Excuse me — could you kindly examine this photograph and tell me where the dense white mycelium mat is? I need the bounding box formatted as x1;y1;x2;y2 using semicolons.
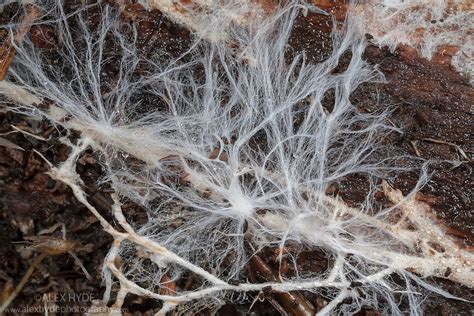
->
0;1;472;314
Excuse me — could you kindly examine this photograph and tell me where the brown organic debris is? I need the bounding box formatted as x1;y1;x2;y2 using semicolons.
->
0;5;41;80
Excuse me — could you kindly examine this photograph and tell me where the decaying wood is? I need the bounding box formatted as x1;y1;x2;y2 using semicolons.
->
250;255;317;316
0;5;40;80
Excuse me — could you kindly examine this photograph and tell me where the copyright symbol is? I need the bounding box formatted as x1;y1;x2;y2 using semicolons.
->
34;293;42;301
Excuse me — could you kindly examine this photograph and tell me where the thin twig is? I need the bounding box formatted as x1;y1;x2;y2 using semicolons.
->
0;253;47;315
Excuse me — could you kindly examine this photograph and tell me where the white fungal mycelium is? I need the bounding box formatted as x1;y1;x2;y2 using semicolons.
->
1;0;472;315
361;0;473;83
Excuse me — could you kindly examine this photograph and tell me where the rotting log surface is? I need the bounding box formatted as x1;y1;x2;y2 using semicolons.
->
0;1;472;315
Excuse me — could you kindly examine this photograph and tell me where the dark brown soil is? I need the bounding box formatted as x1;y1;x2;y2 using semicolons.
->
0;1;472;315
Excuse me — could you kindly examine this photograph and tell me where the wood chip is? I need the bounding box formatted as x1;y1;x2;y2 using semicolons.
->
0;5;41;80
0;137;24;151
0;37;15;80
